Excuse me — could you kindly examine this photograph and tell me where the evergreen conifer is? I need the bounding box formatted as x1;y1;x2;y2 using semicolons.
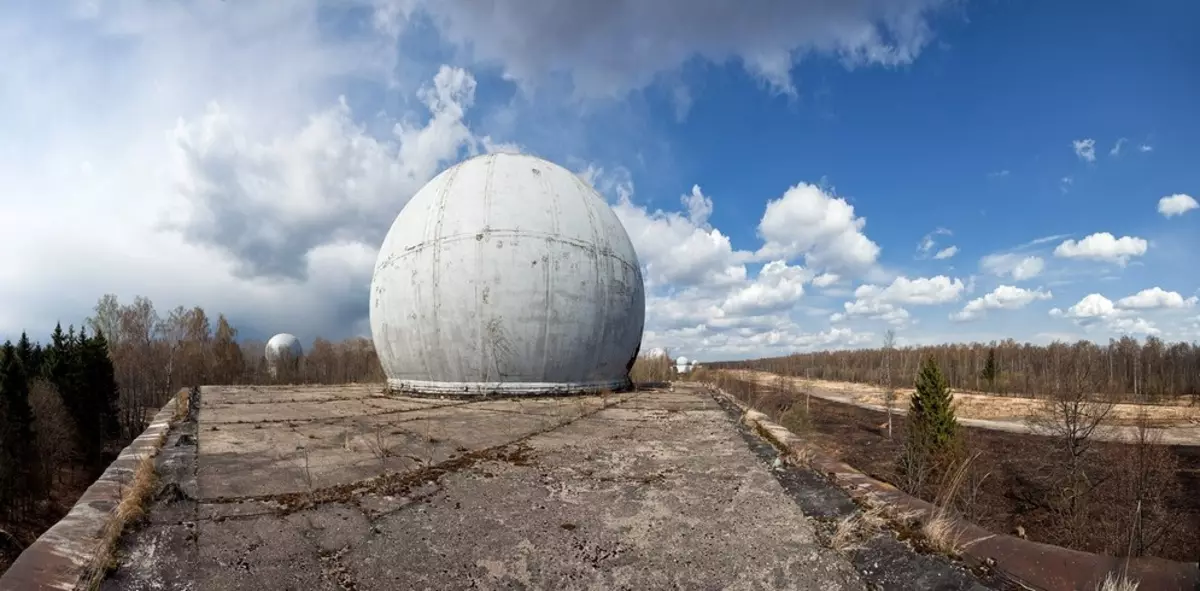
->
0;341;38;512
899;356;964;492
982;348;998;392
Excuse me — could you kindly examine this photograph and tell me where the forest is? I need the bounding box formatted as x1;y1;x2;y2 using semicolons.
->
0;293;386;570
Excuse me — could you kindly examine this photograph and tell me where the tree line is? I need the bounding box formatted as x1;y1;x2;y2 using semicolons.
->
711;336;1200;402
0;293;386;567
0;326;120;523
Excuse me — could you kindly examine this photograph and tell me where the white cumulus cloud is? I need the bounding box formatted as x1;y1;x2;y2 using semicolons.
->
855;275;966;305
1157;193;1198;218
833;275;964;327
755;183;881;275
1053;233;1148;266
612;183;749;290
720;261;810;317
1050;293;1163;336
1116;287;1198;310
980;253;1045;281
1073;138;1096;162
951;285;1052;322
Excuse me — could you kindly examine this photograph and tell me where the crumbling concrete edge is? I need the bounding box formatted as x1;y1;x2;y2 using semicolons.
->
0;388;193;591
712;385;1200;591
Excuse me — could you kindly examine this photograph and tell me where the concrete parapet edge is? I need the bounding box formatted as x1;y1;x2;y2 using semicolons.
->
713;385;1200;591
0;389;190;591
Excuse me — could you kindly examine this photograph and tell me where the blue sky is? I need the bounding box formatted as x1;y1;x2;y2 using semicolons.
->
1;0;1197;360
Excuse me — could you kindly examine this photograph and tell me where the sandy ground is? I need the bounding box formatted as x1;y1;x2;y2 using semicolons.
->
731;370;1200;444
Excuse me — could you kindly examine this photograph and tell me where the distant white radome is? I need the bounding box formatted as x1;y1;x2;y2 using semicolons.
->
265;333;303;376
674;356;690;374
644;347;668;359
369;152;646;395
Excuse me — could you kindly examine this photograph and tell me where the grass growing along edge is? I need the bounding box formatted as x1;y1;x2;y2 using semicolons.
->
80;390;186;590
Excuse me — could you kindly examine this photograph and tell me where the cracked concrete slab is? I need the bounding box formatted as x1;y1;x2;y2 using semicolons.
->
102;383;877;591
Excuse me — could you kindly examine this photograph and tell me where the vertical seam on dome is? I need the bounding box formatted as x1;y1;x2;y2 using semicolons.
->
574;174;608;383
538;162;557;380
478;155;494;382
421;163;460;381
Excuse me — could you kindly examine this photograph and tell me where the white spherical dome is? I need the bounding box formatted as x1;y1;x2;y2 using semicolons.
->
674;356;690;366
265;333;303;364
369;153;646;395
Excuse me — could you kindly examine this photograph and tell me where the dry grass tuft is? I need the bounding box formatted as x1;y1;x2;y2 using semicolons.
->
1096;571;1140;591
830;504;893;551
921;514;964;556
790;445;817;468
115;455;158;525
83;450;160;590
830;514;864;551
919;453;978;557
172;389;190;422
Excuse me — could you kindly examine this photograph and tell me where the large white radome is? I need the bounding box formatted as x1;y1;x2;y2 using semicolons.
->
369;153;646;395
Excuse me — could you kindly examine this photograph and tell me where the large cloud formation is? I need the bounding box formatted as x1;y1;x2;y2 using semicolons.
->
377;0;955;99
5;1;1190;361
7;0;952;357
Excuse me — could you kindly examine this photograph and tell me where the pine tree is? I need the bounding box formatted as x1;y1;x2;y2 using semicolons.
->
44;323;102;473
982;348;998;392
42;323;68;383
15;332;34;370
909;356;961;454
83;329;121;443
899;356;963;493
0;340;37;516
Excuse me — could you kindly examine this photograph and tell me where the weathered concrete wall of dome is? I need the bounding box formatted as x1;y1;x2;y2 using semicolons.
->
369;153;646;395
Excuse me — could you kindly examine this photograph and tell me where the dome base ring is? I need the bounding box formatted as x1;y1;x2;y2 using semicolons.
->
384;377;633;398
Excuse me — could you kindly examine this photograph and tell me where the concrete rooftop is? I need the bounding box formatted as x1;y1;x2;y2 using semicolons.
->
99;383;986;591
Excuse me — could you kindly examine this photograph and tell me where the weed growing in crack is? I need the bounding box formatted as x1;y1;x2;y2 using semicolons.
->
297;445;313;492
366;425;390;475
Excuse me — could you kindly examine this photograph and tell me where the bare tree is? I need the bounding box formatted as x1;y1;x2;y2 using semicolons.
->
883;329;896;440
85;294;122;349
1026;342;1114;546
28;379;78;489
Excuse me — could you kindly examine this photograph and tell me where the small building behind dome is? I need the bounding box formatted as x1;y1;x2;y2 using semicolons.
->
265;333;303;378
369;152;645;396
